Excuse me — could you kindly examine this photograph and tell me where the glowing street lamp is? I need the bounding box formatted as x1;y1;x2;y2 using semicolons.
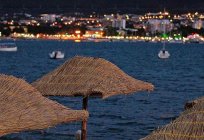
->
75;30;81;34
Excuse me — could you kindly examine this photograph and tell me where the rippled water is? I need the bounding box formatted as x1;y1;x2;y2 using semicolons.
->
0;40;203;140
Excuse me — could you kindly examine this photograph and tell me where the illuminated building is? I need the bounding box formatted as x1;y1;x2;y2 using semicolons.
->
84;30;104;38
112;19;126;29
192;19;203;29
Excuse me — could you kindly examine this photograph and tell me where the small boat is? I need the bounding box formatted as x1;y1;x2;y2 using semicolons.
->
49;51;65;59
158;49;170;59
87;37;110;42
158;21;170;59
158;40;170;59
0;43;17;52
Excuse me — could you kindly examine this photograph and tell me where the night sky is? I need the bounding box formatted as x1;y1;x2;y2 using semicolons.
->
0;0;204;14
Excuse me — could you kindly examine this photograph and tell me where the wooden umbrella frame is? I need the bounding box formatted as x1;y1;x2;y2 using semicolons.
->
81;97;88;140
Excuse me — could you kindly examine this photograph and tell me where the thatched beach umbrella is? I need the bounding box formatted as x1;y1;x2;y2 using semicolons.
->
141;97;204;140
0;74;88;137
32;56;154;140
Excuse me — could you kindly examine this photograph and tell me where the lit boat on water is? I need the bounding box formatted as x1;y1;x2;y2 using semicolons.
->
158;40;170;59
87;37;110;42
49;51;65;59
158;21;170;59
0;43;17;52
158;49;170;59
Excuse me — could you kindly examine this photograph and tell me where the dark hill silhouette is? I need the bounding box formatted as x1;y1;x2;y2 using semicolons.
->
0;0;204;14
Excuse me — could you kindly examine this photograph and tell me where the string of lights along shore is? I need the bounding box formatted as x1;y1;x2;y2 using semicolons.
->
0;11;204;43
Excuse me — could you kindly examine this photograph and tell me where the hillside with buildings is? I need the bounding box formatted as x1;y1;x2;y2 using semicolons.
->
1;11;204;43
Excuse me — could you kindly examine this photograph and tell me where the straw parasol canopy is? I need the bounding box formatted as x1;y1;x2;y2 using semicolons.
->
32;56;154;140
0;74;88;136
141;97;204;140
32;56;154;98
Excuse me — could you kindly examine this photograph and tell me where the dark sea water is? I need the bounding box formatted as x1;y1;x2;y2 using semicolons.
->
0;40;203;140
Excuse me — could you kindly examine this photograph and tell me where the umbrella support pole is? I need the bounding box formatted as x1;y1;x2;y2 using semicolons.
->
81;96;88;140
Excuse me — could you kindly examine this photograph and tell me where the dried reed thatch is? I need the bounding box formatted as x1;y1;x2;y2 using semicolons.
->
185;97;204;110
32;56;154;98
141;97;204;140
0;74;88;136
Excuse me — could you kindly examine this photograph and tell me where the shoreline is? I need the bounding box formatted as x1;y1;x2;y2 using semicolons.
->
0;36;204;44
